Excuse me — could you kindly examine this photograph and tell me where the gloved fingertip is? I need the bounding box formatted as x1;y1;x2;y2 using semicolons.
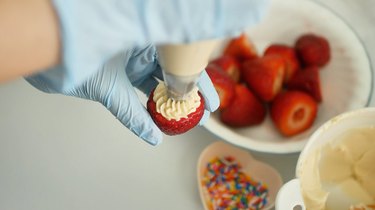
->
142;135;163;146
198;110;210;126
135;127;163;146
204;90;220;112
110;84;164;146
198;71;220;112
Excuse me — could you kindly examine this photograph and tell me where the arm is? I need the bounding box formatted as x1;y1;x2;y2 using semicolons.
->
0;0;60;82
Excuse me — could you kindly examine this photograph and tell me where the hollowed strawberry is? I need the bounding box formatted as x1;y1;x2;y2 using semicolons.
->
220;84;266;127
206;65;236;109
270;90;318;136
295;33;331;67
287;66;322;102
264;44;300;83
223;33;258;62
209;55;241;82
242;55;285;102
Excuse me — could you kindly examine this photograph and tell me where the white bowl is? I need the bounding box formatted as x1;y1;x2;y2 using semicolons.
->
197;141;283;210
204;0;373;154
276;107;375;209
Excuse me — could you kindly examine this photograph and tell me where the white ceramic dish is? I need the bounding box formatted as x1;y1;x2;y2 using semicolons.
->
197;141;283;210
204;0;373;154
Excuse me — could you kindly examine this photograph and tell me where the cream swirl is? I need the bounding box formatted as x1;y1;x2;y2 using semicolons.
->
153;83;201;121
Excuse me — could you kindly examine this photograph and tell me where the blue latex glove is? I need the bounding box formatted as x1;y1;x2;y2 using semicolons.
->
27;0;270;145
26;45;220;145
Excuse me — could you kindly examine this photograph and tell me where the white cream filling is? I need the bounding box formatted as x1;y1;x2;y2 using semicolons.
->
153;83;201;121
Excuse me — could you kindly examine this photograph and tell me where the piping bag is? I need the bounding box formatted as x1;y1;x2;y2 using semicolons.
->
157;40;218;100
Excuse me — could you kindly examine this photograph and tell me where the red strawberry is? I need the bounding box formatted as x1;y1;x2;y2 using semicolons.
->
223;33;258;62
147;88;205;135
220;84;266;127
264;44;300;83
206;65;236;109
242;55;285;102
295;33;331;67
287;66;322;102
209;55;241;82
270;91;318;136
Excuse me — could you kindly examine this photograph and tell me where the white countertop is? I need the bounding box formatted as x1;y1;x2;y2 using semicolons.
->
0;1;374;209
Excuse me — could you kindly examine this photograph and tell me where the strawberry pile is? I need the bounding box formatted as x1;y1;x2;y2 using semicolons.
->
207;33;331;137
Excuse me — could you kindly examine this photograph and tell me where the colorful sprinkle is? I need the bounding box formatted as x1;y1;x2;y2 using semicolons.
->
202;156;269;210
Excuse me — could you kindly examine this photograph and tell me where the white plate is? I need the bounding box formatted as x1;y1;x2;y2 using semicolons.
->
197;141;283;210
204;0;373;154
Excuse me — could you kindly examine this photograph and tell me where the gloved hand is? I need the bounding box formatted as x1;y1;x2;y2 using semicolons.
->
26;45;219;145
27;0;270;145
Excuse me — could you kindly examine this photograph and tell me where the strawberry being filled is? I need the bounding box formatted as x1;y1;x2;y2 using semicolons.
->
147;83;205;135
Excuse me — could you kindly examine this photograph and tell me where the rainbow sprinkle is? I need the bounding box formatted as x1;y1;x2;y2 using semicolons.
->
202;156;269;210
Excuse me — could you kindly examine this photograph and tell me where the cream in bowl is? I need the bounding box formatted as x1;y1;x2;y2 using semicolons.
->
276;108;375;210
